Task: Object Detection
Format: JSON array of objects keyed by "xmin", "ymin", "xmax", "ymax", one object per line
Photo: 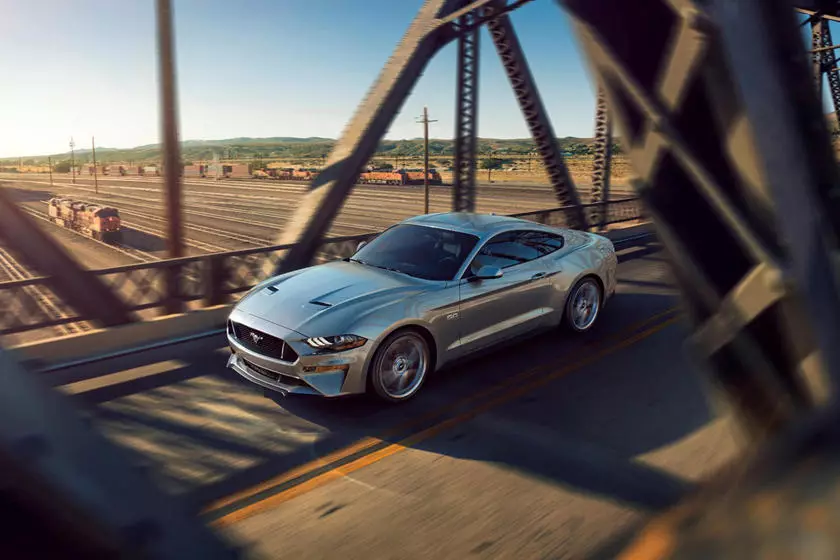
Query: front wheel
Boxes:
[
  {"xmin": 564, "ymin": 277, "xmax": 602, "ymax": 333},
  {"xmin": 368, "ymin": 329, "xmax": 430, "ymax": 403}
]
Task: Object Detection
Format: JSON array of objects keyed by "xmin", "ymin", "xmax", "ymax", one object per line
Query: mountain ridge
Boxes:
[{"xmin": 2, "ymin": 135, "xmax": 612, "ymax": 164}]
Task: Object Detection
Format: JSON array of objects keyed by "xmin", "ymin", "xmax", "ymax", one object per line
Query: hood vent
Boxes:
[
  {"xmin": 266, "ymin": 285, "xmax": 278, "ymax": 293},
  {"xmin": 309, "ymin": 300, "xmax": 332, "ymax": 307}
]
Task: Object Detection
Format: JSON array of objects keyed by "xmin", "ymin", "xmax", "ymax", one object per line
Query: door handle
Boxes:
[{"xmin": 531, "ymin": 272, "xmax": 547, "ymax": 279}]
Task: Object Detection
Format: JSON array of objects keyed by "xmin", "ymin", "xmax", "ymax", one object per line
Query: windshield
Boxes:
[{"xmin": 351, "ymin": 224, "xmax": 479, "ymax": 281}]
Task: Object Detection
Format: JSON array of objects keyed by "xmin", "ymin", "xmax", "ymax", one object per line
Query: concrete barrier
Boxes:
[
  {"xmin": 11, "ymin": 223, "xmax": 657, "ymax": 372},
  {"xmin": 11, "ymin": 304, "xmax": 231, "ymax": 372}
]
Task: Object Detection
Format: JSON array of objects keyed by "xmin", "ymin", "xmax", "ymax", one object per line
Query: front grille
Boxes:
[
  {"xmin": 242, "ymin": 359, "xmax": 305, "ymax": 387},
  {"xmin": 229, "ymin": 320, "xmax": 299, "ymax": 362}
]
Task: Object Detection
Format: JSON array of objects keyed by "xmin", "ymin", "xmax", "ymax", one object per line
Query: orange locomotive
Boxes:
[
  {"xmin": 357, "ymin": 168, "xmax": 442, "ymax": 185},
  {"xmin": 47, "ymin": 197, "xmax": 122, "ymax": 243}
]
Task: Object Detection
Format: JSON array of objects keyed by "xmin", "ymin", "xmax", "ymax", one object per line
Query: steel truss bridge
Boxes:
[{"xmin": 3, "ymin": 0, "xmax": 840, "ymax": 557}]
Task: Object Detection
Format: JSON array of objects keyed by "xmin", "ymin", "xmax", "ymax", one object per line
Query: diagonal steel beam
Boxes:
[
  {"xmin": 453, "ymin": 9, "xmax": 480, "ymax": 212},
  {"xmin": 560, "ymin": 0, "xmax": 829, "ymax": 438},
  {"xmin": 271, "ymin": 0, "xmax": 474, "ymax": 275},
  {"xmin": 0, "ymin": 187, "xmax": 134, "ymax": 327},
  {"xmin": 818, "ymin": 22, "xmax": 840, "ymax": 130},
  {"xmin": 812, "ymin": 19, "xmax": 825, "ymax": 99},
  {"xmin": 485, "ymin": 0, "xmax": 587, "ymax": 229},
  {"xmin": 590, "ymin": 82, "xmax": 613, "ymax": 229}
]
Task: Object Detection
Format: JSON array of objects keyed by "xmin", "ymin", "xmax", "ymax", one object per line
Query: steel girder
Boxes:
[
  {"xmin": 0, "ymin": 189, "xmax": 135, "ymax": 328},
  {"xmin": 485, "ymin": 0, "xmax": 587, "ymax": 229},
  {"xmin": 816, "ymin": 21, "xmax": 840, "ymax": 129},
  {"xmin": 562, "ymin": 0, "xmax": 837, "ymax": 438},
  {"xmin": 272, "ymin": 0, "xmax": 473, "ymax": 275},
  {"xmin": 608, "ymin": 1, "xmax": 840, "ymax": 554},
  {"xmin": 453, "ymin": 10, "xmax": 480, "ymax": 212},
  {"xmin": 590, "ymin": 83, "xmax": 613, "ymax": 229},
  {"xmin": 812, "ymin": 19, "xmax": 825, "ymax": 99},
  {"xmin": 157, "ymin": 0, "xmax": 185, "ymax": 314}
]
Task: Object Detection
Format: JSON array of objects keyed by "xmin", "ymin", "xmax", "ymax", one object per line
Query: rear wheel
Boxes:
[
  {"xmin": 564, "ymin": 277, "xmax": 602, "ymax": 333},
  {"xmin": 369, "ymin": 329, "xmax": 430, "ymax": 403}
]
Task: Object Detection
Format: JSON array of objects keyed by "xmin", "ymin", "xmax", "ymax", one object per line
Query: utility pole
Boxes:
[
  {"xmin": 91, "ymin": 136, "xmax": 99, "ymax": 195},
  {"xmin": 416, "ymin": 106, "xmax": 438, "ymax": 214},
  {"xmin": 69, "ymin": 137, "xmax": 76, "ymax": 184},
  {"xmin": 48, "ymin": 156, "xmax": 53, "ymax": 187}
]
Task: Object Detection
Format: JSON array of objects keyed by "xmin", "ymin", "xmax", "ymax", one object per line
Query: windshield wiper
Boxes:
[{"xmin": 368, "ymin": 263, "xmax": 419, "ymax": 278}]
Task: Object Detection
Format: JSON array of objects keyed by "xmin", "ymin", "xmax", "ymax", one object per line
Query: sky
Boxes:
[
  {"xmin": 0, "ymin": 0, "xmax": 600, "ymax": 158},
  {"xmin": 0, "ymin": 1, "xmax": 834, "ymax": 158}
]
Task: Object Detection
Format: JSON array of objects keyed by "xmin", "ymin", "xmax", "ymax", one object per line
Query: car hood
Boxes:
[{"xmin": 234, "ymin": 260, "xmax": 429, "ymax": 336}]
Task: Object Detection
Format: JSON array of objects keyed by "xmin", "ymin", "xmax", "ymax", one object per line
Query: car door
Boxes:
[{"xmin": 454, "ymin": 230, "xmax": 554, "ymax": 356}]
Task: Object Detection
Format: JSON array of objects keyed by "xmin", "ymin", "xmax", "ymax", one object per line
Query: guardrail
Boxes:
[{"xmin": 0, "ymin": 197, "xmax": 645, "ymax": 336}]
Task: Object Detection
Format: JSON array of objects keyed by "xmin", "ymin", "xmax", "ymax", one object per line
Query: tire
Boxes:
[
  {"xmin": 368, "ymin": 329, "xmax": 430, "ymax": 403},
  {"xmin": 564, "ymin": 276, "xmax": 603, "ymax": 333}
]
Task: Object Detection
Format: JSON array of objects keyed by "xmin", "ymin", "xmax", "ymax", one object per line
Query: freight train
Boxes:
[
  {"xmin": 180, "ymin": 163, "xmax": 442, "ymax": 185},
  {"xmin": 47, "ymin": 197, "xmax": 122, "ymax": 242},
  {"xmin": 258, "ymin": 166, "xmax": 442, "ymax": 185}
]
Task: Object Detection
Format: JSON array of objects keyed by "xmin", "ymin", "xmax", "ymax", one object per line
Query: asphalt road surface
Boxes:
[{"xmin": 43, "ymin": 243, "xmax": 745, "ymax": 559}]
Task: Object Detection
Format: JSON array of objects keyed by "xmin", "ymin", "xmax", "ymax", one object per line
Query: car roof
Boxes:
[{"xmin": 402, "ymin": 212, "xmax": 556, "ymax": 238}]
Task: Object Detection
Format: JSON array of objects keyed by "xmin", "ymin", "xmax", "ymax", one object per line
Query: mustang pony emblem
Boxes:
[{"xmin": 249, "ymin": 332, "xmax": 264, "ymax": 344}]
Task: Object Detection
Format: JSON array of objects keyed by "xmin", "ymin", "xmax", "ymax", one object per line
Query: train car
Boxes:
[
  {"xmin": 47, "ymin": 197, "xmax": 122, "ymax": 243},
  {"xmin": 267, "ymin": 167, "xmax": 296, "ymax": 180},
  {"xmin": 290, "ymin": 168, "xmax": 320, "ymax": 181},
  {"xmin": 358, "ymin": 170, "xmax": 406, "ymax": 185},
  {"xmin": 402, "ymin": 168, "xmax": 443, "ymax": 185},
  {"xmin": 357, "ymin": 168, "xmax": 443, "ymax": 186},
  {"xmin": 123, "ymin": 165, "xmax": 141, "ymax": 176},
  {"xmin": 226, "ymin": 163, "xmax": 251, "ymax": 178},
  {"xmin": 105, "ymin": 164, "xmax": 125, "ymax": 176},
  {"xmin": 140, "ymin": 166, "xmax": 160, "ymax": 176},
  {"xmin": 183, "ymin": 164, "xmax": 207, "ymax": 178}
]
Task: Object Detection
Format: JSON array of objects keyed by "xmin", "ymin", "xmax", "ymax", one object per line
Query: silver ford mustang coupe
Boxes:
[{"xmin": 226, "ymin": 212, "xmax": 617, "ymax": 403}]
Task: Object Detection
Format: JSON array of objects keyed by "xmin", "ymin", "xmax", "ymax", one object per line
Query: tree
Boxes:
[
  {"xmin": 54, "ymin": 161, "xmax": 72, "ymax": 173},
  {"xmin": 481, "ymin": 156, "xmax": 502, "ymax": 182}
]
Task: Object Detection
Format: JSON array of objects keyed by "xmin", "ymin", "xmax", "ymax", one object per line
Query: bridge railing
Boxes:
[{"xmin": 0, "ymin": 197, "xmax": 644, "ymax": 336}]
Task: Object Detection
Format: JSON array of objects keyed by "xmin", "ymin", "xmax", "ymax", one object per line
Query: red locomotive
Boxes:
[{"xmin": 47, "ymin": 197, "xmax": 122, "ymax": 243}]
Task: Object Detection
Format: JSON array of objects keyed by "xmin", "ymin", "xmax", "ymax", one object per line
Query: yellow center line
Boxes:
[
  {"xmin": 209, "ymin": 312, "xmax": 681, "ymax": 526},
  {"xmin": 203, "ymin": 306, "xmax": 680, "ymax": 514}
]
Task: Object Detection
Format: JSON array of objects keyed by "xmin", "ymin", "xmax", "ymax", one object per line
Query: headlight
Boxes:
[{"xmin": 304, "ymin": 334, "xmax": 367, "ymax": 352}]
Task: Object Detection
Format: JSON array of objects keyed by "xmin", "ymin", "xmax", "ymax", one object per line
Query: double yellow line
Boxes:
[{"xmin": 206, "ymin": 306, "xmax": 682, "ymax": 526}]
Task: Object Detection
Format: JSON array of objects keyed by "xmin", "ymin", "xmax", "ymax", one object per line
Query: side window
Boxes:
[
  {"xmin": 467, "ymin": 229, "xmax": 564, "ymax": 276},
  {"xmin": 516, "ymin": 230, "xmax": 565, "ymax": 256}
]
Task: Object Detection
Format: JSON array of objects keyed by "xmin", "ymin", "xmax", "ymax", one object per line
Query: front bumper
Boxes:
[{"xmin": 225, "ymin": 313, "xmax": 371, "ymax": 397}]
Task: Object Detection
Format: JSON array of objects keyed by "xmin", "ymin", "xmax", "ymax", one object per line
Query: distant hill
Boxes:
[{"xmin": 1, "ymin": 135, "xmax": 617, "ymax": 166}]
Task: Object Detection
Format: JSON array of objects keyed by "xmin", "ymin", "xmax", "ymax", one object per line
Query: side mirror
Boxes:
[
  {"xmin": 475, "ymin": 265, "xmax": 503, "ymax": 280},
  {"xmin": 356, "ymin": 240, "xmax": 368, "ymax": 252}
]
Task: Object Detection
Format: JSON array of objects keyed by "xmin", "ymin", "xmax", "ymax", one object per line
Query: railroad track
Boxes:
[{"xmin": 0, "ymin": 246, "xmax": 90, "ymax": 337}]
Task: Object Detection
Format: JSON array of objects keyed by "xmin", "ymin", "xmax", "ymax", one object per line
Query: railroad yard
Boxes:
[{"xmin": 0, "ymin": 171, "xmax": 634, "ymax": 269}]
